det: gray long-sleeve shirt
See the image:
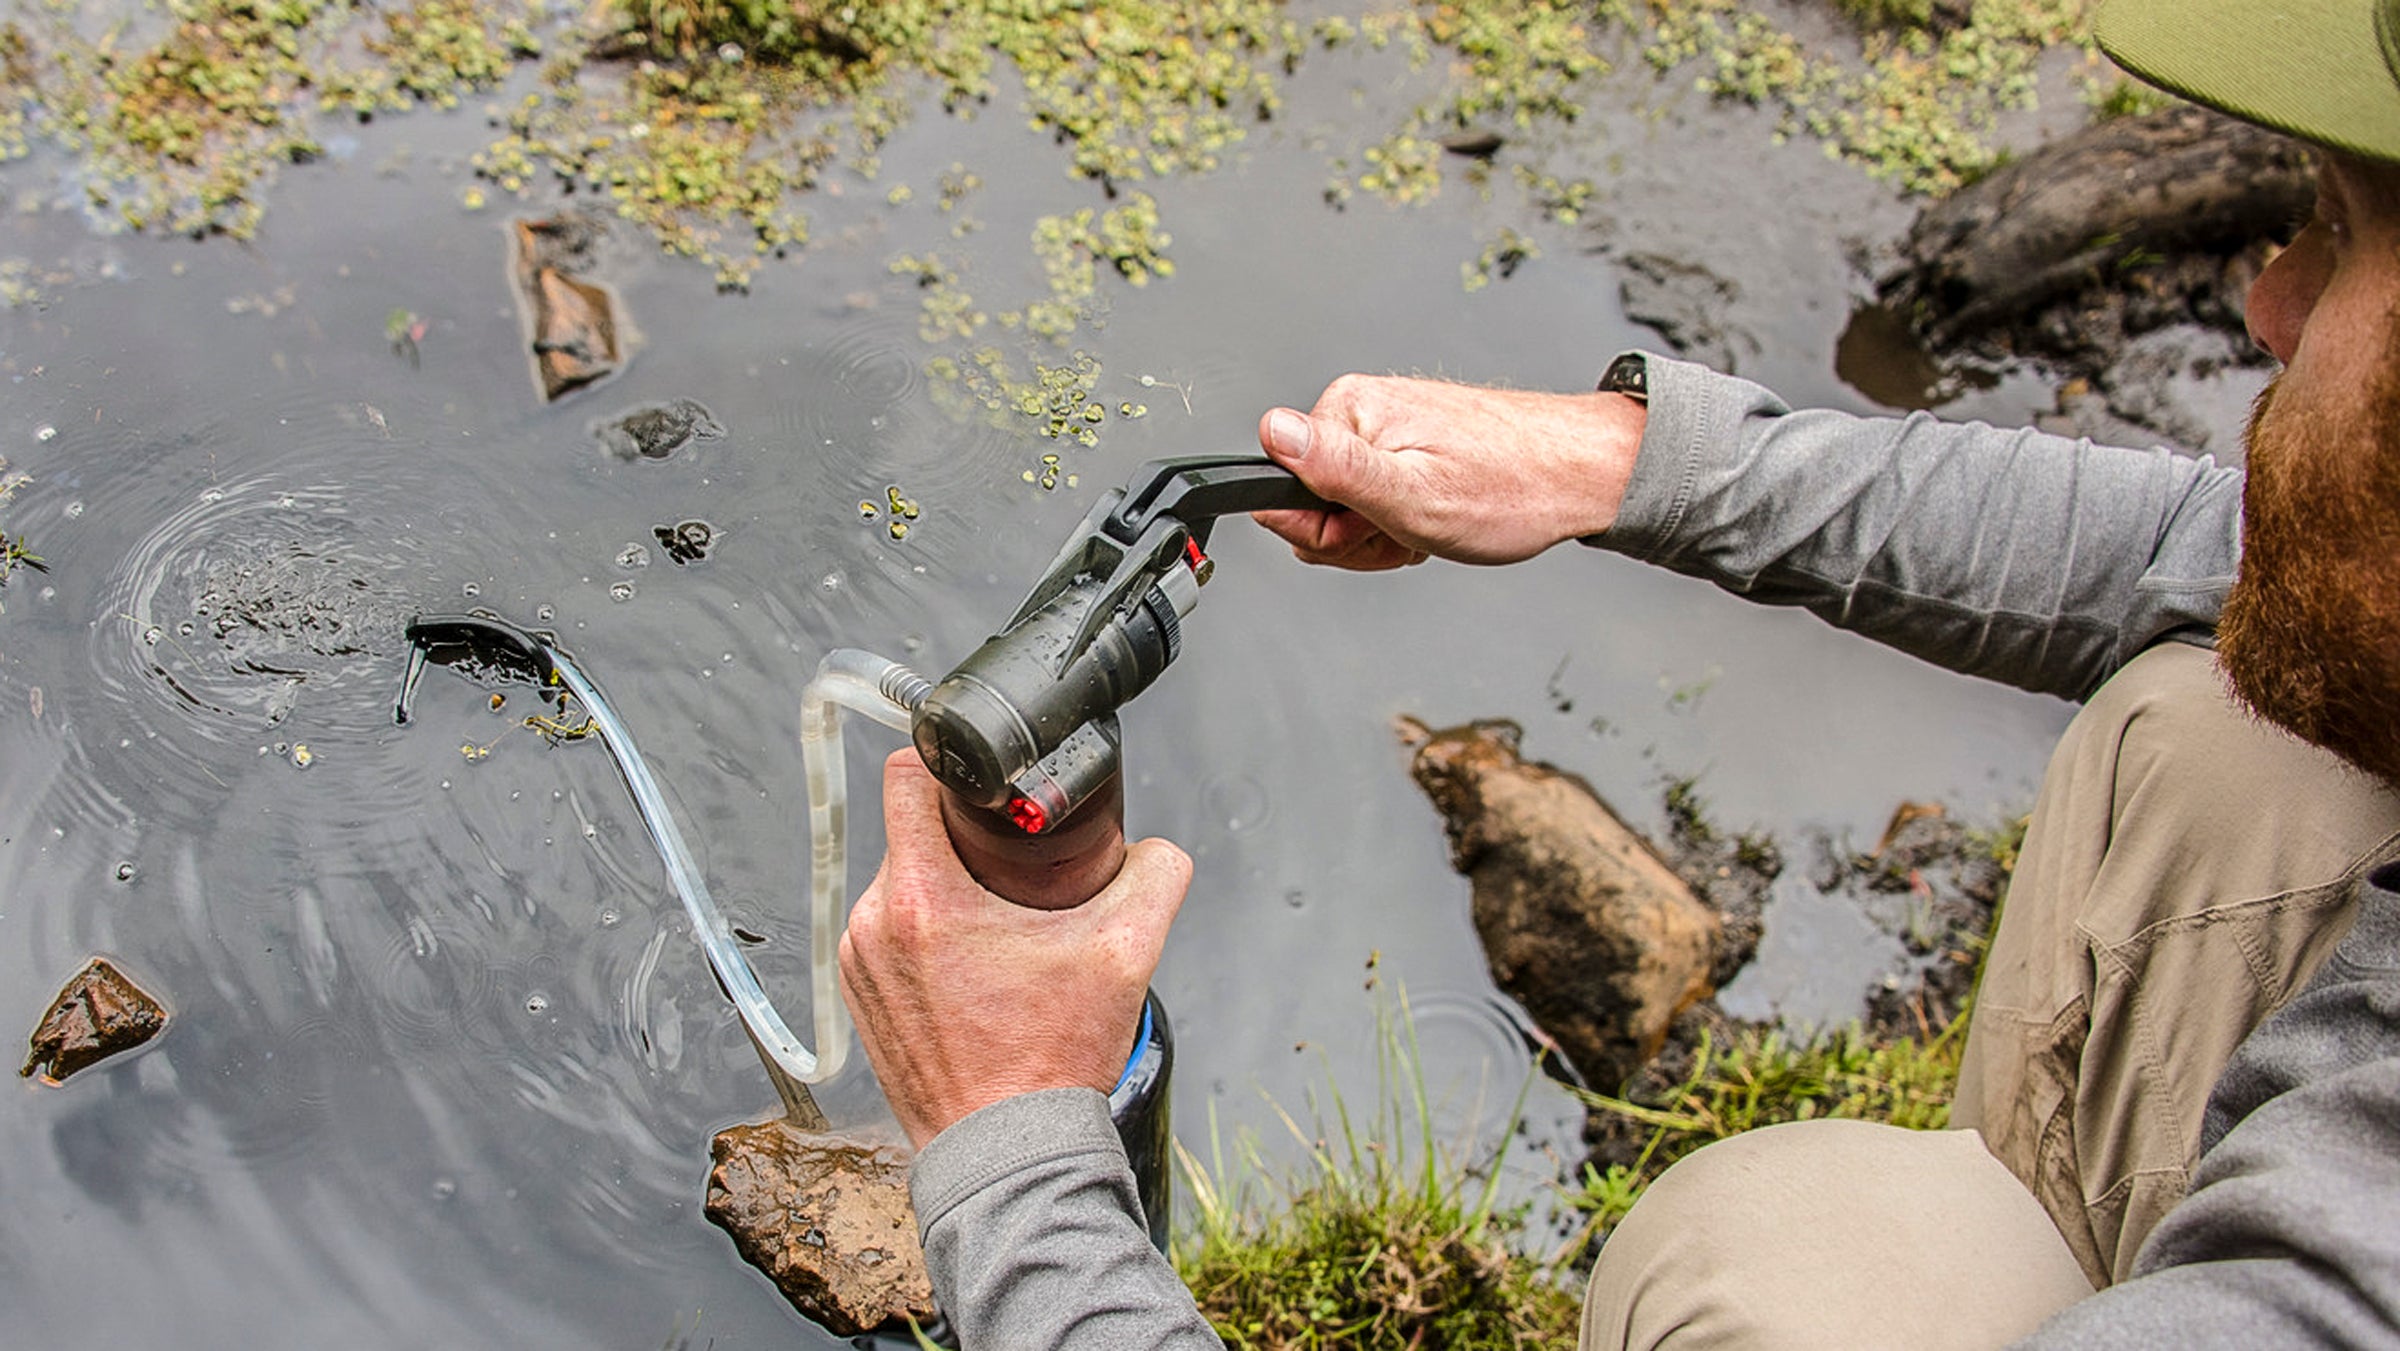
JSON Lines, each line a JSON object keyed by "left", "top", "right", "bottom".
{"left": 906, "top": 355, "right": 2396, "bottom": 1348}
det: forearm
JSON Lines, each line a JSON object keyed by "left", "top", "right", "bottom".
{"left": 912, "top": 1088, "right": 1223, "bottom": 1350}
{"left": 1593, "top": 354, "right": 2245, "bottom": 701}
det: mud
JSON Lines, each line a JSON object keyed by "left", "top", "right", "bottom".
{"left": 1579, "top": 793, "right": 2014, "bottom": 1175}
{"left": 1871, "top": 103, "right": 2313, "bottom": 445}
{"left": 21, "top": 958, "right": 169, "bottom": 1084}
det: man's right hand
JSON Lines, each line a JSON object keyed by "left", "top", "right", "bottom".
{"left": 1250, "top": 374, "right": 1647, "bottom": 570}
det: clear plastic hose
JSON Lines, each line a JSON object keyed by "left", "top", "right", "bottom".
{"left": 541, "top": 655, "right": 839, "bottom": 1087}
{"left": 798, "top": 649, "right": 932, "bottom": 1084}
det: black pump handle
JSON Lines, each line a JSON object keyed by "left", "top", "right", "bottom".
{"left": 1102, "top": 456, "right": 1332, "bottom": 550}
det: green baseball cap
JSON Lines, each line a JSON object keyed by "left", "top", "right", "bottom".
{"left": 2097, "top": 0, "right": 2400, "bottom": 162}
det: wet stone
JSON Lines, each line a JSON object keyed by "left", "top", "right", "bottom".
{"left": 1400, "top": 716, "right": 1720, "bottom": 1091}
{"left": 705, "top": 1120, "right": 936, "bottom": 1338}
{"left": 513, "top": 214, "right": 624, "bottom": 402}
{"left": 594, "top": 398, "right": 726, "bottom": 461}
{"left": 21, "top": 958, "right": 169, "bottom": 1084}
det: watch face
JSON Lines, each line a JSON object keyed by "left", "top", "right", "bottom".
{"left": 1601, "top": 355, "right": 1647, "bottom": 401}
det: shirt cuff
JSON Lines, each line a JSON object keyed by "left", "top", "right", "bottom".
{"left": 1580, "top": 348, "right": 1789, "bottom": 562}
{"left": 909, "top": 1087, "right": 1126, "bottom": 1235}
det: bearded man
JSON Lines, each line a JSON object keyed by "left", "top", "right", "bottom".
{"left": 833, "top": 0, "right": 2400, "bottom": 1345}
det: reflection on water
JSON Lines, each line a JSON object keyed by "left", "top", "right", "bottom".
{"left": 0, "top": 42, "right": 2078, "bottom": 1351}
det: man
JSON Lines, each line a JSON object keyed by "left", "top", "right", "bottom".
{"left": 835, "top": 0, "right": 2400, "bottom": 1344}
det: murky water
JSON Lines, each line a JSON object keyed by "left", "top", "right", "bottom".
{"left": 0, "top": 24, "right": 2105, "bottom": 1349}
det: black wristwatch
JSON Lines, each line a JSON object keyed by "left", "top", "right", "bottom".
{"left": 1597, "top": 352, "right": 1648, "bottom": 403}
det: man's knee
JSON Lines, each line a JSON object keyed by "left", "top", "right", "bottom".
{"left": 1581, "top": 1121, "right": 2091, "bottom": 1351}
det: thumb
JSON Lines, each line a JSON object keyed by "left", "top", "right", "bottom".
{"left": 1260, "top": 406, "right": 1402, "bottom": 516}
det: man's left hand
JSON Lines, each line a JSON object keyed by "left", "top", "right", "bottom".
{"left": 838, "top": 750, "right": 1193, "bottom": 1149}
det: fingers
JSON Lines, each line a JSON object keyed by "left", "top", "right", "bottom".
{"left": 1249, "top": 505, "right": 1393, "bottom": 563}
{"left": 877, "top": 748, "right": 979, "bottom": 893}
{"left": 1259, "top": 403, "right": 1405, "bottom": 518}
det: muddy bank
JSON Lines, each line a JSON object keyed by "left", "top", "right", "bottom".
{"left": 1398, "top": 714, "right": 2007, "bottom": 1176}
{"left": 1866, "top": 103, "right": 2312, "bottom": 446}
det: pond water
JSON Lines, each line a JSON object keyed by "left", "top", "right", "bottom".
{"left": 0, "top": 21, "right": 2112, "bottom": 1349}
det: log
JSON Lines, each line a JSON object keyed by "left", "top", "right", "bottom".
{"left": 1877, "top": 105, "right": 2314, "bottom": 355}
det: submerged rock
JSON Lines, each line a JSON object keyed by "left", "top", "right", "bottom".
{"left": 596, "top": 398, "right": 725, "bottom": 460}
{"left": 705, "top": 1120, "right": 936, "bottom": 1338}
{"left": 514, "top": 214, "right": 624, "bottom": 401}
{"left": 21, "top": 958, "right": 168, "bottom": 1083}
{"left": 1400, "top": 717, "right": 1718, "bottom": 1092}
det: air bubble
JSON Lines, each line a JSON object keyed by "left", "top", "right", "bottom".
{"left": 599, "top": 908, "right": 621, "bottom": 927}
{"left": 534, "top": 605, "right": 555, "bottom": 623}
{"left": 34, "top": 425, "right": 55, "bottom": 442}
{"left": 113, "top": 861, "right": 136, "bottom": 882}
{"left": 431, "top": 1177, "right": 459, "bottom": 1201}
{"left": 461, "top": 582, "right": 481, "bottom": 599}
{"left": 62, "top": 501, "right": 83, "bottom": 519}
{"left": 608, "top": 581, "right": 635, "bottom": 603}
{"left": 525, "top": 992, "right": 549, "bottom": 1014}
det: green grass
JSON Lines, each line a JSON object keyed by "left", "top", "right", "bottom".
{"left": 1560, "top": 998, "right": 1971, "bottom": 1253}
{"left": 1173, "top": 994, "right": 1581, "bottom": 1349}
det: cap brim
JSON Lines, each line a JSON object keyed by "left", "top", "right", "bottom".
{"left": 2097, "top": 0, "right": 2400, "bottom": 163}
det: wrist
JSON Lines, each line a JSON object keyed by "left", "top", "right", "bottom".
{"left": 1566, "top": 354, "right": 1650, "bottom": 543}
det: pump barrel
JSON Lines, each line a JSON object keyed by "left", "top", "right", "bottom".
{"left": 937, "top": 770, "right": 1125, "bottom": 910}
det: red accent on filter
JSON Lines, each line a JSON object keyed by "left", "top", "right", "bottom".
{"left": 1183, "top": 537, "right": 1207, "bottom": 570}
{"left": 1005, "top": 795, "right": 1049, "bottom": 835}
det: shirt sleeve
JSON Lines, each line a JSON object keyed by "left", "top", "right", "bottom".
{"left": 1591, "top": 352, "right": 2245, "bottom": 702}
{"left": 2007, "top": 883, "right": 2400, "bottom": 1348}
{"left": 910, "top": 1087, "right": 1224, "bottom": 1350}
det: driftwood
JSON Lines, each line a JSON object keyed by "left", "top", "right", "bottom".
{"left": 1877, "top": 105, "right": 2314, "bottom": 361}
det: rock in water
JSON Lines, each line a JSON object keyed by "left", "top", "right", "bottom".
{"left": 705, "top": 1120, "right": 937, "bottom": 1337}
{"left": 595, "top": 399, "right": 726, "bottom": 461}
{"left": 513, "top": 215, "right": 624, "bottom": 401}
{"left": 1401, "top": 717, "right": 1718, "bottom": 1092}
{"left": 21, "top": 958, "right": 168, "bottom": 1083}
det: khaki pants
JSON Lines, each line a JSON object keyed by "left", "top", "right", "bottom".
{"left": 1582, "top": 642, "right": 2400, "bottom": 1350}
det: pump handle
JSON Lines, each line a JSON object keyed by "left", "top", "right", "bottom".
{"left": 1103, "top": 455, "right": 1332, "bottom": 550}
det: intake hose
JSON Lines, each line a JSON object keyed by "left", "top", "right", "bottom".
{"left": 799, "top": 648, "right": 933, "bottom": 1084}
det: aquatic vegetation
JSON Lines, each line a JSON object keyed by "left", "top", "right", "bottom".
{"left": 925, "top": 346, "right": 1132, "bottom": 457}
{"left": 318, "top": 0, "right": 535, "bottom": 115}
{"left": 858, "top": 487, "right": 922, "bottom": 541}
{"left": 0, "top": 457, "right": 39, "bottom": 597}
{"left": 1175, "top": 995, "right": 1582, "bottom": 1348}
{"left": 1644, "top": 0, "right": 2093, "bottom": 195}
{"left": 1464, "top": 226, "right": 1538, "bottom": 292}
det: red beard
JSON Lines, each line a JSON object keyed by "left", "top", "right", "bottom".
{"left": 2217, "top": 327, "right": 2400, "bottom": 785}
